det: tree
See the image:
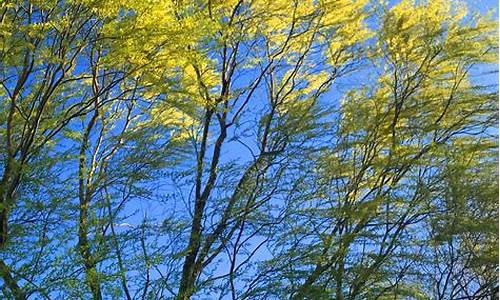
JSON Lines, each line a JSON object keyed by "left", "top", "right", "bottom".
{"left": 0, "top": 1, "right": 112, "bottom": 298}
{"left": 0, "top": 0, "right": 497, "bottom": 299}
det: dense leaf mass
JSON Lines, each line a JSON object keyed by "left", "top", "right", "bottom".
{"left": 0, "top": 0, "right": 497, "bottom": 299}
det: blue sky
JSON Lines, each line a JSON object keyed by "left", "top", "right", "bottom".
{"left": 467, "top": 0, "right": 498, "bottom": 15}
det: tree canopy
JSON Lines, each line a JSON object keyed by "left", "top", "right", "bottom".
{"left": 0, "top": 0, "right": 497, "bottom": 299}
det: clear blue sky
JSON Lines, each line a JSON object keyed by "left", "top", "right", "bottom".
{"left": 466, "top": 0, "right": 498, "bottom": 15}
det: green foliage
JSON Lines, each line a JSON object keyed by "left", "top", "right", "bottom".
{"left": 0, "top": 0, "right": 496, "bottom": 299}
